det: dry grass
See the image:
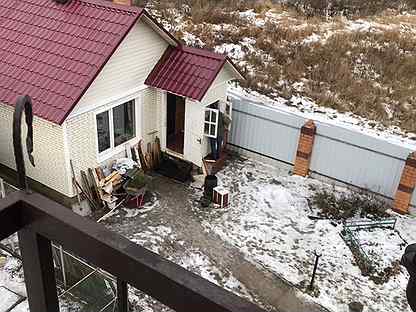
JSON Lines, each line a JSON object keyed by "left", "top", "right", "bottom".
{"left": 144, "top": 1, "right": 416, "bottom": 132}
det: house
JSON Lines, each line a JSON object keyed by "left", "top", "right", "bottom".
{"left": 0, "top": 0, "right": 243, "bottom": 203}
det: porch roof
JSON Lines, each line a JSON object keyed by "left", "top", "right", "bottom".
{"left": 145, "top": 45, "right": 240, "bottom": 102}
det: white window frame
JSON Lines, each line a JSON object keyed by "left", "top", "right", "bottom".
{"left": 204, "top": 108, "right": 219, "bottom": 139}
{"left": 95, "top": 97, "right": 141, "bottom": 162}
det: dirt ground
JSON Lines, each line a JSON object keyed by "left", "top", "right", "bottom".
{"left": 103, "top": 170, "right": 329, "bottom": 312}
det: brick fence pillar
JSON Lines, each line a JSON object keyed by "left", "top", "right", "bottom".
{"left": 293, "top": 120, "right": 316, "bottom": 177}
{"left": 393, "top": 152, "right": 416, "bottom": 214}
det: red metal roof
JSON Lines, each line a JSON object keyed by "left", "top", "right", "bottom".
{"left": 145, "top": 46, "right": 230, "bottom": 102}
{"left": 0, "top": 0, "right": 143, "bottom": 124}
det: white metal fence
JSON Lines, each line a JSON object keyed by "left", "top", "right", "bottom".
{"left": 227, "top": 90, "right": 416, "bottom": 207}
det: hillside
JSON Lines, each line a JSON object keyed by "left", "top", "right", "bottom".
{"left": 137, "top": 0, "right": 416, "bottom": 138}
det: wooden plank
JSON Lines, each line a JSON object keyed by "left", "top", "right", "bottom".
{"left": 0, "top": 178, "right": 5, "bottom": 199}
{"left": 80, "top": 171, "right": 98, "bottom": 211}
{"left": 70, "top": 160, "right": 81, "bottom": 205}
{"left": 104, "top": 171, "right": 118, "bottom": 183}
{"left": 88, "top": 168, "right": 101, "bottom": 207}
{"left": 95, "top": 167, "right": 105, "bottom": 181}
{"left": 155, "top": 137, "right": 161, "bottom": 168}
{"left": 75, "top": 178, "right": 98, "bottom": 211}
{"left": 147, "top": 142, "right": 154, "bottom": 170}
{"left": 137, "top": 140, "right": 147, "bottom": 171}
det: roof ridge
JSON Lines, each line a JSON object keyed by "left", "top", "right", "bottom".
{"left": 180, "top": 45, "right": 226, "bottom": 60}
{"left": 73, "top": 0, "right": 143, "bottom": 14}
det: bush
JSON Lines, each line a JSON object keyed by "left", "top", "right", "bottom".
{"left": 311, "top": 187, "right": 391, "bottom": 220}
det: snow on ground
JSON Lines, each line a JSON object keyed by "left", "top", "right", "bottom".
{"left": 197, "top": 157, "right": 415, "bottom": 312}
{"left": 130, "top": 224, "right": 253, "bottom": 302}
{"left": 0, "top": 286, "right": 23, "bottom": 312}
{"left": 0, "top": 235, "right": 84, "bottom": 312}
{"left": 355, "top": 228, "right": 405, "bottom": 272}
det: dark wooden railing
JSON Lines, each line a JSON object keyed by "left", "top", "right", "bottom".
{"left": 0, "top": 95, "right": 267, "bottom": 312}
{"left": 0, "top": 191, "right": 266, "bottom": 312}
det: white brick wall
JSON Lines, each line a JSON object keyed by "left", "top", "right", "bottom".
{"left": 0, "top": 103, "right": 71, "bottom": 196}
{"left": 142, "top": 88, "right": 159, "bottom": 146}
{"left": 63, "top": 17, "right": 170, "bottom": 197}
{"left": 64, "top": 112, "right": 98, "bottom": 197}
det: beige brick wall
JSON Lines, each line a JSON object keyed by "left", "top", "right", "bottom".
{"left": 142, "top": 88, "right": 159, "bottom": 146}
{"left": 65, "top": 87, "right": 165, "bottom": 197}
{"left": 64, "top": 112, "right": 98, "bottom": 197}
{"left": 0, "top": 103, "right": 71, "bottom": 196}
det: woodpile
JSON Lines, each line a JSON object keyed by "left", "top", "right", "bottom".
{"left": 71, "top": 137, "right": 162, "bottom": 212}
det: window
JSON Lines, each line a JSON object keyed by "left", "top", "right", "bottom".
{"left": 96, "top": 111, "right": 110, "bottom": 153}
{"left": 204, "top": 108, "right": 219, "bottom": 138}
{"left": 113, "top": 101, "right": 135, "bottom": 147}
{"left": 96, "top": 100, "right": 136, "bottom": 154}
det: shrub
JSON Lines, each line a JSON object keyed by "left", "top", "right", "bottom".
{"left": 311, "top": 187, "right": 391, "bottom": 220}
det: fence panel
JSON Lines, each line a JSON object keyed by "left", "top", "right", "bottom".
{"left": 228, "top": 90, "right": 415, "bottom": 204}
{"left": 230, "top": 95, "right": 303, "bottom": 165}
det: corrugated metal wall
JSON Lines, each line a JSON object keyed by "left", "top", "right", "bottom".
{"left": 228, "top": 90, "right": 416, "bottom": 205}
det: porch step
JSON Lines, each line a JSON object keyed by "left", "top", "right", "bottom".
{"left": 203, "top": 152, "right": 227, "bottom": 176}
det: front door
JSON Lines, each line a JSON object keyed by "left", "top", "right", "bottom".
{"left": 166, "top": 93, "right": 185, "bottom": 155}
{"left": 184, "top": 100, "right": 204, "bottom": 167}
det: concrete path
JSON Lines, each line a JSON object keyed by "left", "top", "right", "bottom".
{"left": 106, "top": 176, "right": 330, "bottom": 312}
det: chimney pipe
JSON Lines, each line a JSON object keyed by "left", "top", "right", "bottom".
{"left": 113, "top": 0, "right": 132, "bottom": 5}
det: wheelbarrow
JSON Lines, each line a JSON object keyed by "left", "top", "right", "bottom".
{"left": 124, "top": 185, "right": 147, "bottom": 209}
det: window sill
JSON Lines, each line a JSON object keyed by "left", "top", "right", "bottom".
{"left": 97, "top": 137, "right": 140, "bottom": 164}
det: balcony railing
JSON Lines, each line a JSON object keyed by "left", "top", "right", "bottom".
{"left": 0, "top": 95, "right": 267, "bottom": 312}
{"left": 0, "top": 190, "right": 266, "bottom": 312}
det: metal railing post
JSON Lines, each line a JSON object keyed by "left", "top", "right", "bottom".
{"left": 18, "top": 228, "right": 59, "bottom": 312}
{"left": 117, "top": 279, "right": 129, "bottom": 312}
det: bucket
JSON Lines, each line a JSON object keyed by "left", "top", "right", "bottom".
{"left": 204, "top": 175, "right": 218, "bottom": 200}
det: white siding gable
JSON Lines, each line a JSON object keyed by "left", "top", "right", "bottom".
{"left": 69, "top": 18, "right": 169, "bottom": 117}
{"left": 201, "top": 64, "right": 235, "bottom": 106}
